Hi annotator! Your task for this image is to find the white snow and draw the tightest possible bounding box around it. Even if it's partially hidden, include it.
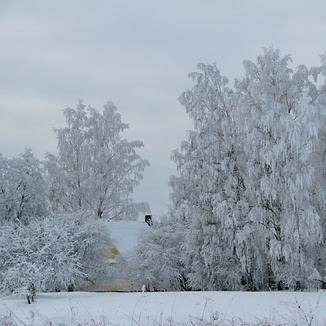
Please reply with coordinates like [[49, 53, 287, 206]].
[[1, 290, 326, 325]]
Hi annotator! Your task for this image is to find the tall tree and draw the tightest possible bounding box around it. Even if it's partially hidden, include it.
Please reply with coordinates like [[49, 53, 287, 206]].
[[236, 48, 323, 289], [305, 54, 326, 286], [169, 64, 244, 290], [45, 101, 149, 220], [163, 48, 325, 291]]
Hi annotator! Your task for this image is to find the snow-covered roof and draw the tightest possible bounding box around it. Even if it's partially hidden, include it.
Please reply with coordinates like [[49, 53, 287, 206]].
[[107, 220, 149, 255]]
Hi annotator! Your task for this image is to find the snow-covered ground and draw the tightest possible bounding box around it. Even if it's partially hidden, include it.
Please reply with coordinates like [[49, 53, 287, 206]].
[[1, 290, 326, 325]]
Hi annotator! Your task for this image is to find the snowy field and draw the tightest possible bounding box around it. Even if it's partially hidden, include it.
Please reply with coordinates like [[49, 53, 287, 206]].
[[1, 290, 326, 325]]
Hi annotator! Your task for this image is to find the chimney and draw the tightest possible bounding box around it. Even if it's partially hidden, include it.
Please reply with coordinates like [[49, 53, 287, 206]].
[[145, 215, 153, 226]]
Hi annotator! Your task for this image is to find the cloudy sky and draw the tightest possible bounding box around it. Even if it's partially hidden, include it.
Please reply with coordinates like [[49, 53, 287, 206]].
[[1, 1, 325, 219]]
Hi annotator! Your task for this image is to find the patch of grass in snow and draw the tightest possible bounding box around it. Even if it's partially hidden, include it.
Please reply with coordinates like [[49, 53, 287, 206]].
[[0, 310, 322, 326], [1, 291, 325, 326]]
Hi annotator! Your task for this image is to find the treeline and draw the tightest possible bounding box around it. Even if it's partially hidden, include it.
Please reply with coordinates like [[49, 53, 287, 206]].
[[131, 48, 326, 292], [1, 47, 325, 295]]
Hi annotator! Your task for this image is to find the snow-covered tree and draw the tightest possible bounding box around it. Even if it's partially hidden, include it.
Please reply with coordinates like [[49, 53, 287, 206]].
[[169, 64, 244, 290], [307, 54, 326, 286], [165, 48, 325, 291], [235, 48, 323, 289], [45, 101, 149, 220], [0, 149, 48, 224]]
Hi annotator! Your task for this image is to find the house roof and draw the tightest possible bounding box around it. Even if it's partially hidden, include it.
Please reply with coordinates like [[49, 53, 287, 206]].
[[107, 220, 149, 255]]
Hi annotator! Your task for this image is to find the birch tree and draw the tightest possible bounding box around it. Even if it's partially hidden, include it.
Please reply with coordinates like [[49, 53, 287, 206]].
[[236, 48, 323, 289], [166, 48, 325, 291], [169, 64, 244, 290], [46, 101, 149, 220]]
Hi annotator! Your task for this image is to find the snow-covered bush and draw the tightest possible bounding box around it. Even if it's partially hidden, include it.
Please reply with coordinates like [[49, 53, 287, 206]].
[[128, 215, 189, 291], [0, 212, 112, 294]]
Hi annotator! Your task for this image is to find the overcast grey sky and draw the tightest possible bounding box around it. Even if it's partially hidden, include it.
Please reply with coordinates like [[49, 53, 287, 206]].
[[1, 1, 326, 218]]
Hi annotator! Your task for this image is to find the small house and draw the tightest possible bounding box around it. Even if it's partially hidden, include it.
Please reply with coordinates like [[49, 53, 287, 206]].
[[85, 219, 150, 291]]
